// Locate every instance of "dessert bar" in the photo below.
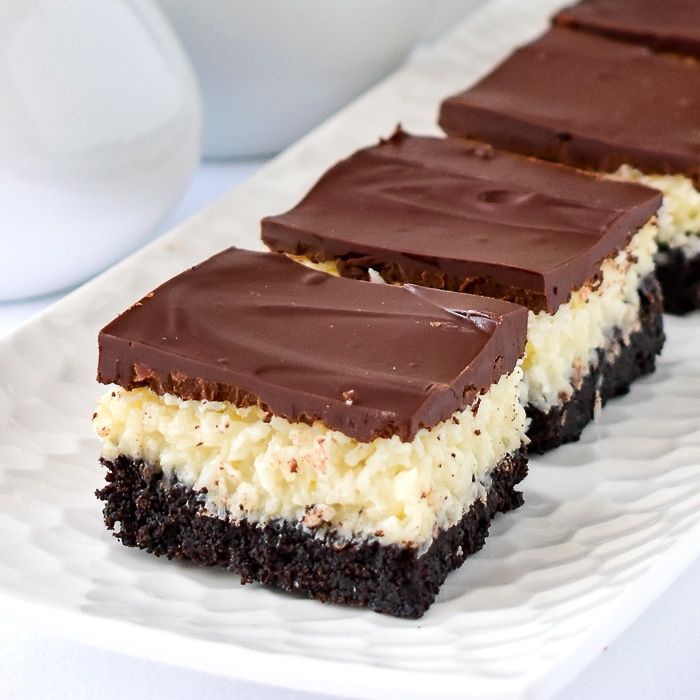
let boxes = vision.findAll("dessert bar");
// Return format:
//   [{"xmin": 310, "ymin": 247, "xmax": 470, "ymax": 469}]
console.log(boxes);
[
  {"xmin": 262, "ymin": 131, "xmax": 665, "ymax": 452},
  {"xmin": 439, "ymin": 27, "xmax": 700, "ymax": 313},
  {"xmin": 554, "ymin": 0, "xmax": 700, "ymax": 59},
  {"xmin": 93, "ymin": 248, "xmax": 528, "ymax": 618}
]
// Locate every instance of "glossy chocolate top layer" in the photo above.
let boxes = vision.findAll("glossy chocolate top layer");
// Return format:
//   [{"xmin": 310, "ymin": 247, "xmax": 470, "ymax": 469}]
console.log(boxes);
[
  {"xmin": 262, "ymin": 130, "xmax": 660, "ymax": 312},
  {"xmin": 439, "ymin": 27, "xmax": 700, "ymax": 184},
  {"xmin": 555, "ymin": 0, "xmax": 700, "ymax": 58},
  {"xmin": 97, "ymin": 248, "xmax": 527, "ymax": 443}
]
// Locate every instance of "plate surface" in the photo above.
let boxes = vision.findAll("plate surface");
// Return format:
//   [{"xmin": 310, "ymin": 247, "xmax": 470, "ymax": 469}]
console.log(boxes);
[{"xmin": 1, "ymin": 1, "xmax": 699, "ymax": 698}]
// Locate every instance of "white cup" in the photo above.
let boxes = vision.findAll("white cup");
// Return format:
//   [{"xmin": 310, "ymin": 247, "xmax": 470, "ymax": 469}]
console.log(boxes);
[
  {"xmin": 156, "ymin": 0, "xmax": 438, "ymax": 159},
  {"xmin": 0, "ymin": 0, "xmax": 202, "ymax": 301}
]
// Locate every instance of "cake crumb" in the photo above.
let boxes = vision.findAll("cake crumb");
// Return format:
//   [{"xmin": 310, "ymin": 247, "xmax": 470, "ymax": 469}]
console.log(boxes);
[{"xmin": 303, "ymin": 504, "xmax": 335, "ymax": 528}]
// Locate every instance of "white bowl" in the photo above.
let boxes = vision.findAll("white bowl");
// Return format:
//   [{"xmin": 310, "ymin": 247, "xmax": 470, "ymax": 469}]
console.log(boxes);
[
  {"xmin": 0, "ymin": 0, "xmax": 201, "ymax": 301},
  {"xmin": 156, "ymin": 0, "xmax": 437, "ymax": 158}
]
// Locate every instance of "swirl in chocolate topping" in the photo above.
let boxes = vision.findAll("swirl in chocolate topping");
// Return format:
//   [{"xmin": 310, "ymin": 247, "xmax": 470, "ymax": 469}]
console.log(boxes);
[{"xmin": 97, "ymin": 248, "xmax": 527, "ymax": 443}]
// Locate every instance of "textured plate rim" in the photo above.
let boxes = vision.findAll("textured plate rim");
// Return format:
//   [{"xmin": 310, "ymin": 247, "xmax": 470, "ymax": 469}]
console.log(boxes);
[{"xmin": 1, "ymin": 521, "xmax": 698, "ymax": 700}]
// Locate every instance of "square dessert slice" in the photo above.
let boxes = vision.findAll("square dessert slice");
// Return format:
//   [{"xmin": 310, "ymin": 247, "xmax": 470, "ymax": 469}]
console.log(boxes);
[
  {"xmin": 438, "ymin": 27, "xmax": 700, "ymax": 314},
  {"xmin": 262, "ymin": 130, "xmax": 665, "ymax": 453},
  {"xmin": 554, "ymin": 0, "xmax": 700, "ymax": 59},
  {"xmin": 93, "ymin": 247, "xmax": 528, "ymax": 618}
]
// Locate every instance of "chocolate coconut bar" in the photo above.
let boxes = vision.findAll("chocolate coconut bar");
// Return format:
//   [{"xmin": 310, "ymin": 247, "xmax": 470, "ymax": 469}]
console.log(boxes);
[
  {"xmin": 262, "ymin": 131, "xmax": 664, "ymax": 452},
  {"xmin": 439, "ymin": 27, "xmax": 700, "ymax": 314},
  {"xmin": 554, "ymin": 0, "xmax": 700, "ymax": 59},
  {"xmin": 93, "ymin": 248, "xmax": 528, "ymax": 618}
]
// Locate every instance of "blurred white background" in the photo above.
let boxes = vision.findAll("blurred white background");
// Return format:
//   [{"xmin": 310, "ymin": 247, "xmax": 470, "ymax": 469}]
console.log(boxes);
[{"xmin": 0, "ymin": 0, "xmax": 486, "ymax": 325}]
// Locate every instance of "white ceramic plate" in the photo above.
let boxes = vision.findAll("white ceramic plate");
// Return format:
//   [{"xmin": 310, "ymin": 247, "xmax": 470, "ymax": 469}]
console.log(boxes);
[{"xmin": 1, "ymin": 1, "xmax": 699, "ymax": 698}]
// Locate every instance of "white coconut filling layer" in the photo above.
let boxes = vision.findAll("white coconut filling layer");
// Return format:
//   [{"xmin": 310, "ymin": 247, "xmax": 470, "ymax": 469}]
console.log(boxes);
[
  {"xmin": 294, "ymin": 221, "xmax": 656, "ymax": 412},
  {"xmin": 607, "ymin": 166, "xmax": 700, "ymax": 256},
  {"xmin": 94, "ymin": 366, "xmax": 526, "ymax": 550},
  {"xmin": 523, "ymin": 220, "xmax": 656, "ymax": 410}
]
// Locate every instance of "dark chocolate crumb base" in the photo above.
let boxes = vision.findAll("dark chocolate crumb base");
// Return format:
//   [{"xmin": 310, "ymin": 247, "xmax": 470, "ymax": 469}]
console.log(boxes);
[
  {"xmin": 527, "ymin": 275, "xmax": 664, "ymax": 454},
  {"xmin": 655, "ymin": 244, "xmax": 700, "ymax": 315},
  {"xmin": 96, "ymin": 449, "xmax": 527, "ymax": 619}
]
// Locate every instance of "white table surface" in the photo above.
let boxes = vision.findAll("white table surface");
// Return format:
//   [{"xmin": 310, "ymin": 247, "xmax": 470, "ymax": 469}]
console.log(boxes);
[{"xmin": 1, "ymin": 162, "xmax": 698, "ymax": 700}]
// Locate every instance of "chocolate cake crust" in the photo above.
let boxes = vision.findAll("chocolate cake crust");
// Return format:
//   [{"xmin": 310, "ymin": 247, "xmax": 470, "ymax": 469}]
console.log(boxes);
[
  {"xmin": 262, "ymin": 130, "xmax": 661, "ymax": 313},
  {"xmin": 439, "ymin": 27, "xmax": 700, "ymax": 185},
  {"xmin": 527, "ymin": 275, "xmax": 664, "ymax": 453},
  {"xmin": 654, "ymin": 246, "xmax": 700, "ymax": 315},
  {"xmin": 96, "ymin": 450, "xmax": 528, "ymax": 619},
  {"xmin": 97, "ymin": 248, "xmax": 527, "ymax": 443},
  {"xmin": 554, "ymin": 0, "xmax": 700, "ymax": 59}
]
